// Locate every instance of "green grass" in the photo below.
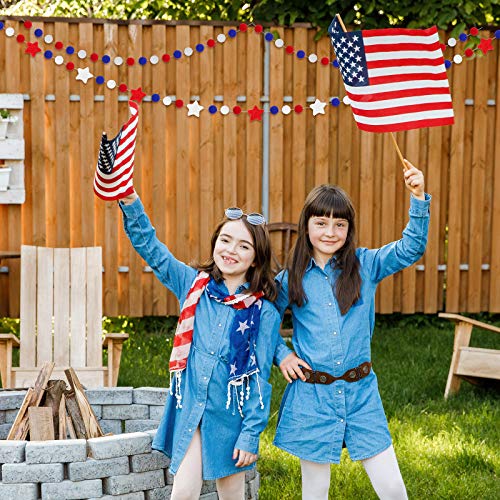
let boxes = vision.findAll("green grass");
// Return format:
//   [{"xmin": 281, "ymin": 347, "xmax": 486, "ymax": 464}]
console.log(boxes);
[{"xmin": 1, "ymin": 314, "xmax": 499, "ymax": 498}]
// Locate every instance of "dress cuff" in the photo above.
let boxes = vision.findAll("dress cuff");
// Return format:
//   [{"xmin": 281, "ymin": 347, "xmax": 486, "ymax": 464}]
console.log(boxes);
[
  {"xmin": 408, "ymin": 193, "xmax": 431, "ymax": 217},
  {"xmin": 274, "ymin": 342, "xmax": 293, "ymax": 367},
  {"xmin": 118, "ymin": 196, "xmax": 144, "ymax": 218},
  {"xmin": 234, "ymin": 433, "xmax": 260, "ymax": 455}
]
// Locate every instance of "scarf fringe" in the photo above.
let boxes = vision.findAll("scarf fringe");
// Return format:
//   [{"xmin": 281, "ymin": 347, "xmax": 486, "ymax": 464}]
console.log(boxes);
[
  {"xmin": 225, "ymin": 370, "xmax": 263, "ymax": 417},
  {"xmin": 169, "ymin": 371, "xmax": 184, "ymax": 409}
]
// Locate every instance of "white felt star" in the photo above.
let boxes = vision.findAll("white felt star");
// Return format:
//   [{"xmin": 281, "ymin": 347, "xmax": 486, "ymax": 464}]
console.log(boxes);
[
  {"xmin": 250, "ymin": 354, "xmax": 256, "ymax": 366},
  {"xmin": 187, "ymin": 100, "xmax": 204, "ymax": 117},
  {"xmin": 230, "ymin": 363, "xmax": 237, "ymax": 375},
  {"xmin": 76, "ymin": 67, "xmax": 94, "ymax": 84},
  {"xmin": 236, "ymin": 320, "xmax": 250, "ymax": 335},
  {"xmin": 310, "ymin": 98, "xmax": 327, "ymax": 116}
]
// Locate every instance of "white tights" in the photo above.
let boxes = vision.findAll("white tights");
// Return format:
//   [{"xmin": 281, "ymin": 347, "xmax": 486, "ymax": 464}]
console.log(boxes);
[
  {"xmin": 170, "ymin": 427, "xmax": 246, "ymax": 500},
  {"xmin": 301, "ymin": 445, "xmax": 408, "ymax": 500}
]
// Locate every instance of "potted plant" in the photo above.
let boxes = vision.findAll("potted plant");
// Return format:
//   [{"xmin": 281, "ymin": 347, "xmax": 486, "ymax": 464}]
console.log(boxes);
[
  {"xmin": 0, "ymin": 108, "xmax": 18, "ymax": 140},
  {"xmin": 0, "ymin": 159, "xmax": 11, "ymax": 191}
]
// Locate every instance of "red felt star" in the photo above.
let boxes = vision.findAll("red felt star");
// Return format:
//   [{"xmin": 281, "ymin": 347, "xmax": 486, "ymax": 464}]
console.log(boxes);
[
  {"xmin": 25, "ymin": 41, "xmax": 41, "ymax": 57},
  {"xmin": 248, "ymin": 105, "xmax": 263, "ymax": 121},
  {"xmin": 130, "ymin": 87, "xmax": 146, "ymax": 103},
  {"xmin": 477, "ymin": 38, "xmax": 494, "ymax": 55}
]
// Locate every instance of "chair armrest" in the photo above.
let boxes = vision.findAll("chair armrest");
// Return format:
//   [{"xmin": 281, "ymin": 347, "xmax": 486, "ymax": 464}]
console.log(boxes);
[
  {"xmin": 102, "ymin": 333, "xmax": 129, "ymax": 347},
  {"xmin": 0, "ymin": 333, "xmax": 20, "ymax": 347},
  {"xmin": 438, "ymin": 313, "xmax": 500, "ymax": 334}
]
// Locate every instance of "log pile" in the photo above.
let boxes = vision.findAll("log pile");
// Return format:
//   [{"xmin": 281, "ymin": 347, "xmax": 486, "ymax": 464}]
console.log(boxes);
[{"xmin": 6, "ymin": 362, "xmax": 105, "ymax": 441}]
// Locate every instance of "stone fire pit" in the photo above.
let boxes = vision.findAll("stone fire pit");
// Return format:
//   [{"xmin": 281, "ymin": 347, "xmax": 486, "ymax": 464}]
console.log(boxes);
[{"xmin": 0, "ymin": 387, "xmax": 260, "ymax": 499}]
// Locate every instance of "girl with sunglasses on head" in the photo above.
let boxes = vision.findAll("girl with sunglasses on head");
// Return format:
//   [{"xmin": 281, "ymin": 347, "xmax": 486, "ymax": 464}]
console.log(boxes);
[
  {"xmin": 119, "ymin": 191, "xmax": 281, "ymax": 500},
  {"xmin": 273, "ymin": 161, "xmax": 430, "ymax": 499}
]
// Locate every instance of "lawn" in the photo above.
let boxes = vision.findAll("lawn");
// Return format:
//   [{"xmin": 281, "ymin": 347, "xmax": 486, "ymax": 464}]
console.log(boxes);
[{"xmin": 1, "ymin": 314, "xmax": 499, "ymax": 499}]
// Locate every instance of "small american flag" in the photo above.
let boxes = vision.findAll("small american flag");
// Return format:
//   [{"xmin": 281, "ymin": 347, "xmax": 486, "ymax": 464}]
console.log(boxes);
[
  {"xmin": 328, "ymin": 17, "xmax": 454, "ymax": 132},
  {"xmin": 94, "ymin": 100, "xmax": 139, "ymax": 201}
]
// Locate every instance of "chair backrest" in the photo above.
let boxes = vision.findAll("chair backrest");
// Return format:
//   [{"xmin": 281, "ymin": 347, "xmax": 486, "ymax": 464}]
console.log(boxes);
[
  {"xmin": 19, "ymin": 245, "xmax": 103, "ymax": 370},
  {"xmin": 267, "ymin": 222, "xmax": 298, "ymax": 274}
]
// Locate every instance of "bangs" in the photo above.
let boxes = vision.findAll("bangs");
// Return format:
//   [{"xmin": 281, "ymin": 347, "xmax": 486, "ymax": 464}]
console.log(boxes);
[{"xmin": 306, "ymin": 186, "xmax": 354, "ymax": 221}]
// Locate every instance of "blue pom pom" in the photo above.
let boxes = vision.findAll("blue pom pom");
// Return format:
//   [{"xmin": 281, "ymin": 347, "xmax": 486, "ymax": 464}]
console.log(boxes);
[
  {"xmin": 66, "ymin": 46, "xmax": 74, "ymax": 55},
  {"xmin": 96, "ymin": 76, "xmax": 105, "ymax": 84},
  {"xmin": 102, "ymin": 55, "xmax": 110, "ymax": 64},
  {"xmin": 330, "ymin": 97, "xmax": 340, "ymax": 107},
  {"xmin": 444, "ymin": 59, "xmax": 452, "ymax": 69},
  {"xmin": 34, "ymin": 28, "xmax": 43, "ymax": 37},
  {"xmin": 209, "ymin": 105, "xmax": 218, "ymax": 114},
  {"xmin": 152, "ymin": 94, "xmax": 160, "ymax": 102},
  {"xmin": 265, "ymin": 32, "xmax": 274, "ymax": 42},
  {"xmin": 270, "ymin": 106, "xmax": 279, "ymax": 114},
  {"xmin": 333, "ymin": 60, "xmax": 339, "ymax": 68},
  {"xmin": 196, "ymin": 44, "xmax": 204, "ymax": 52},
  {"xmin": 297, "ymin": 50, "xmax": 305, "ymax": 59},
  {"xmin": 139, "ymin": 56, "xmax": 147, "ymax": 65},
  {"xmin": 228, "ymin": 29, "xmax": 237, "ymax": 38},
  {"xmin": 0, "ymin": 22, "xmax": 4, "ymax": 30},
  {"xmin": 173, "ymin": 50, "xmax": 182, "ymax": 59},
  {"xmin": 459, "ymin": 33, "xmax": 468, "ymax": 42},
  {"xmin": 495, "ymin": 30, "xmax": 500, "ymax": 39},
  {"xmin": 44, "ymin": 50, "xmax": 53, "ymax": 59}
]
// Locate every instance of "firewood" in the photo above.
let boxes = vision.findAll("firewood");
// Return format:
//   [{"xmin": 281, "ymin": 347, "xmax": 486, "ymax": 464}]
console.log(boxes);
[
  {"xmin": 64, "ymin": 368, "xmax": 103, "ymax": 438},
  {"xmin": 66, "ymin": 413, "xmax": 77, "ymax": 439},
  {"xmin": 58, "ymin": 394, "xmax": 67, "ymax": 440},
  {"xmin": 42, "ymin": 379, "xmax": 67, "ymax": 438},
  {"xmin": 65, "ymin": 391, "xmax": 87, "ymax": 439},
  {"xmin": 7, "ymin": 362, "xmax": 55, "ymax": 440},
  {"xmin": 28, "ymin": 407, "xmax": 55, "ymax": 441}
]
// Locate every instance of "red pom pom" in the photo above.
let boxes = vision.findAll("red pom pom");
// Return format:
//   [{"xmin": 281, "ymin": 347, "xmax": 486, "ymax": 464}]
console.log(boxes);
[
  {"xmin": 294, "ymin": 104, "xmax": 303, "ymax": 113},
  {"xmin": 119, "ymin": 84, "xmax": 128, "ymax": 92},
  {"xmin": 162, "ymin": 53, "xmax": 170, "ymax": 62},
  {"xmin": 470, "ymin": 27, "xmax": 479, "ymax": 36},
  {"xmin": 239, "ymin": 23, "xmax": 248, "ymax": 32},
  {"xmin": 321, "ymin": 57, "xmax": 330, "ymax": 65},
  {"xmin": 465, "ymin": 48, "xmax": 474, "ymax": 57},
  {"xmin": 55, "ymin": 41, "xmax": 63, "ymax": 50},
  {"xmin": 175, "ymin": 99, "xmax": 184, "ymax": 108},
  {"xmin": 286, "ymin": 45, "xmax": 294, "ymax": 54},
  {"xmin": 90, "ymin": 53, "xmax": 99, "ymax": 61},
  {"xmin": 255, "ymin": 25, "xmax": 263, "ymax": 33},
  {"xmin": 24, "ymin": 21, "xmax": 32, "ymax": 29},
  {"xmin": 66, "ymin": 62, "xmax": 74, "ymax": 70},
  {"xmin": 16, "ymin": 34, "xmax": 25, "ymax": 43},
  {"xmin": 233, "ymin": 106, "xmax": 242, "ymax": 115},
  {"xmin": 126, "ymin": 57, "xmax": 135, "ymax": 66},
  {"xmin": 207, "ymin": 39, "xmax": 216, "ymax": 48}
]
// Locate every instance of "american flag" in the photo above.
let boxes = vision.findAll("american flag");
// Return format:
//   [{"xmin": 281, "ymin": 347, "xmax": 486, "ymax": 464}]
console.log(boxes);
[
  {"xmin": 94, "ymin": 100, "xmax": 139, "ymax": 201},
  {"xmin": 328, "ymin": 17, "xmax": 454, "ymax": 132}
]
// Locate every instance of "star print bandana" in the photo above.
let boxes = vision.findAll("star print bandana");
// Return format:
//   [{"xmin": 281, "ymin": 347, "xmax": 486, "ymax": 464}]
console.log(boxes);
[
  {"xmin": 169, "ymin": 271, "xmax": 264, "ymax": 416},
  {"xmin": 93, "ymin": 100, "xmax": 139, "ymax": 201}
]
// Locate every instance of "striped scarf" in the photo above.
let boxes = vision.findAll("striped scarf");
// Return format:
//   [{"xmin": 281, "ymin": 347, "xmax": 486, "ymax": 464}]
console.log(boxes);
[{"xmin": 169, "ymin": 271, "xmax": 264, "ymax": 415}]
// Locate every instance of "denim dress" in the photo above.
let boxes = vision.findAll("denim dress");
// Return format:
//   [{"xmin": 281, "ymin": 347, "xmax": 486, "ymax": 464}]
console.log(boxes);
[
  {"xmin": 273, "ymin": 194, "xmax": 431, "ymax": 463},
  {"xmin": 120, "ymin": 198, "xmax": 281, "ymax": 480}
]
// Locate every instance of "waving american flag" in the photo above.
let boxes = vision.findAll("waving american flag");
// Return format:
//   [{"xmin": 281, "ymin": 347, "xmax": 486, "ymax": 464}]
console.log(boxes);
[
  {"xmin": 94, "ymin": 100, "xmax": 139, "ymax": 201},
  {"xmin": 328, "ymin": 17, "xmax": 454, "ymax": 132}
]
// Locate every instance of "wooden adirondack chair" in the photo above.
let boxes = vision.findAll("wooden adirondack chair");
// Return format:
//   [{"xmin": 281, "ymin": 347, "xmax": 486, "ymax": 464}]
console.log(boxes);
[
  {"xmin": 268, "ymin": 222, "xmax": 298, "ymax": 338},
  {"xmin": 0, "ymin": 245, "xmax": 128, "ymax": 389},
  {"xmin": 439, "ymin": 313, "xmax": 500, "ymax": 398}
]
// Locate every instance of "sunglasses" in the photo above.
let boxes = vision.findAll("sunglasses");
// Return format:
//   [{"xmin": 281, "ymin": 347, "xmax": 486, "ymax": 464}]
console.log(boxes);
[{"xmin": 225, "ymin": 207, "xmax": 266, "ymax": 226}]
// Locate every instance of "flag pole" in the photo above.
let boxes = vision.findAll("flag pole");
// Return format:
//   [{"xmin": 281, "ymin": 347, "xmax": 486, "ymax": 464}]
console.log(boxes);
[{"xmin": 335, "ymin": 14, "xmax": 408, "ymax": 171}]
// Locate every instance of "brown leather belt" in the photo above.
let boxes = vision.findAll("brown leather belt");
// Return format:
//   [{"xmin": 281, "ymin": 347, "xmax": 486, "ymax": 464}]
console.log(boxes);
[{"xmin": 302, "ymin": 362, "xmax": 372, "ymax": 384}]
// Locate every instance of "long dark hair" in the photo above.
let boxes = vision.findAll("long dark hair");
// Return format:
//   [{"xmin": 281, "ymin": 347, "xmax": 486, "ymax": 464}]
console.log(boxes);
[
  {"xmin": 196, "ymin": 217, "xmax": 277, "ymax": 302},
  {"xmin": 288, "ymin": 184, "xmax": 361, "ymax": 314}
]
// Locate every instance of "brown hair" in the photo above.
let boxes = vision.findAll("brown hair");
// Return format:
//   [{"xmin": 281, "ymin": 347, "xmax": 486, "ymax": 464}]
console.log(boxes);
[
  {"xmin": 287, "ymin": 184, "xmax": 361, "ymax": 314},
  {"xmin": 195, "ymin": 217, "xmax": 277, "ymax": 302}
]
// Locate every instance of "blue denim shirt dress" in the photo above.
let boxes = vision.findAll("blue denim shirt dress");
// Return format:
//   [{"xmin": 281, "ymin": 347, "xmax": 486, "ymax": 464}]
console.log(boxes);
[
  {"xmin": 273, "ymin": 194, "xmax": 431, "ymax": 463},
  {"xmin": 119, "ymin": 198, "xmax": 281, "ymax": 480}
]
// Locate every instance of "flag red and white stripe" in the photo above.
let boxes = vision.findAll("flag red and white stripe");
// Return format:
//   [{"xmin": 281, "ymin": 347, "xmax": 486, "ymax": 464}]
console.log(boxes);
[
  {"xmin": 94, "ymin": 100, "xmax": 139, "ymax": 201},
  {"xmin": 169, "ymin": 272, "xmax": 211, "ymax": 372},
  {"xmin": 329, "ymin": 20, "xmax": 454, "ymax": 133}
]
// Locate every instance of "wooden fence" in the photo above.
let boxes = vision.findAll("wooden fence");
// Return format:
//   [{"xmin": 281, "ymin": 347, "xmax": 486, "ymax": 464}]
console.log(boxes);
[{"xmin": 0, "ymin": 17, "xmax": 499, "ymax": 317}]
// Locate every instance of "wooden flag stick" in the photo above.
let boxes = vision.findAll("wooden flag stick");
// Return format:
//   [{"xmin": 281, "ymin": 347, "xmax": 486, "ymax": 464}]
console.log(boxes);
[{"xmin": 335, "ymin": 14, "xmax": 408, "ymax": 171}]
